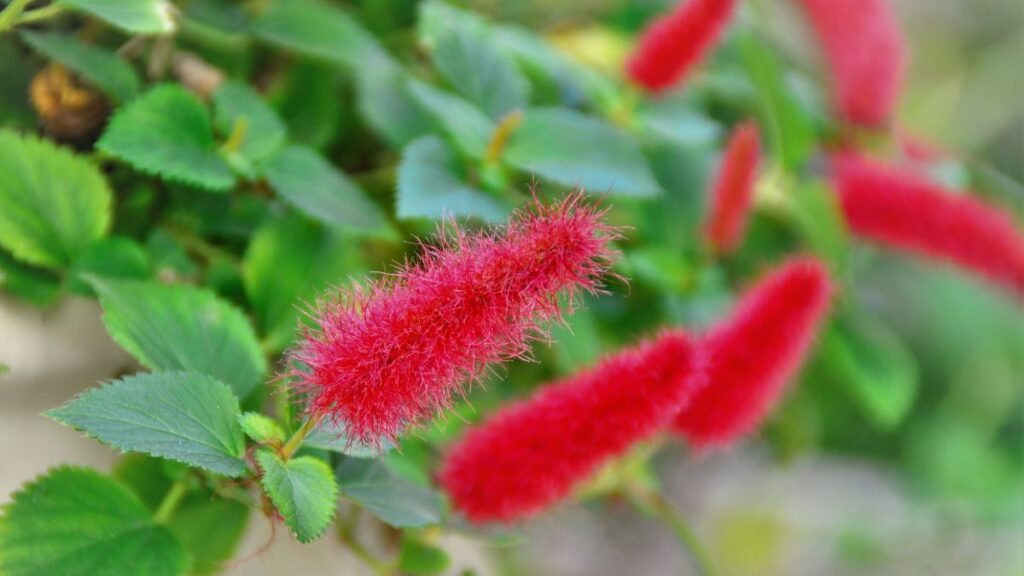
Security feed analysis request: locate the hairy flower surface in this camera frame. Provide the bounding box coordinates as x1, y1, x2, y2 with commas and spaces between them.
673, 258, 832, 447
289, 195, 618, 445
799, 0, 906, 127
625, 0, 738, 93
441, 330, 703, 523
704, 121, 761, 255
834, 155, 1024, 298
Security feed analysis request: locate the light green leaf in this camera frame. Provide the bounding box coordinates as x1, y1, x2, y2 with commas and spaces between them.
239, 412, 286, 445
91, 279, 267, 398
257, 451, 338, 543
243, 215, 364, 352
636, 98, 721, 146
20, 31, 139, 102
97, 84, 235, 191
407, 80, 494, 158
786, 181, 850, 271
304, 419, 393, 458
260, 145, 389, 233
0, 467, 188, 576
822, 317, 919, 430
428, 22, 528, 119
62, 0, 175, 35
398, 536, 451, 576
251, 0, 392, 70
397, 136, 510, 222
48, 371, 248, 477
336, 459, 444, 528
0, 130, 111, 269
356, 67, 437, 148
67, 236, 150, 294
503, 108, 661, 197
212, 81, 287, 163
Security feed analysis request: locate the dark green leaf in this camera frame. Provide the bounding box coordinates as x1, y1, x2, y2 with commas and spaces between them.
48, 371, 248, 476
0, 467, 188, 576
91, 279, 266, 398
0, 250, 61, 307
336, 458, 444, 528
397, 136, 510, 222
503, 108, 661, 197
20, 31, 139, 102
0, 130, 111, 269
257, 450, 338, 543
356, 67, 437, 148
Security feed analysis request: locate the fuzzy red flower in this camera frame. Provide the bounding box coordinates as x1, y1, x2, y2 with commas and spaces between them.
799, 0, 906, 127
441, 330, 703, 523
672, 257, 832, 447
625, 0, 739, 93
704, 121, 761, 255
834, 154, 1024, 298
289, 194, 618, 445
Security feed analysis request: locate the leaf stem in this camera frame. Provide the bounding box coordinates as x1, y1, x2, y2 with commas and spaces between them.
0, 0, 32, 33
14, 3, 63, 25
279, 414, 322, 460
154, 476, 190, 524
626, 484, 716, 576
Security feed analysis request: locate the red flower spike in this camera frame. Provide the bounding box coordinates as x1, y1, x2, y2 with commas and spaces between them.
704, 121, 761, 255
626, 0, 739, 93
441, 330, 704, 523
834, 154, 1024, 298
672, 257, 832, 447
288, 194, 619, 445
799, 0, 906, 127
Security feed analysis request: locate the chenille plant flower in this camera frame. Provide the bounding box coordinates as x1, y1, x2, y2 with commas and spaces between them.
286, 194, 619, 445
704, 120, 761, 255
799, 0, 906, 127
833, 154, 1024, 299
625, 0, 739, 93
441, 330, 703, 523
673, 257, 833, 447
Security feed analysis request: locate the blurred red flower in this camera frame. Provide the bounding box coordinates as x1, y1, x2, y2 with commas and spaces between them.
704, 121, 761, 255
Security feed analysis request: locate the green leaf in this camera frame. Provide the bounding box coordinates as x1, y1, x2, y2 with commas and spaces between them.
427, 21, 528, 119
260, 145, 389, 233
62, 0, 175, 35
0, 250, 61, 307
407, 80, 494, 158
336, 458, 444, 528
0, 467, 188, 576
356, 67, 437, 148
20, 31, 139, 103
91, 279, 267, 398
239, 412, 286, 445
97, 84, 235, 191
398, 536, 451, 576
67, 237, 150, 294
0, 130, 111, 269
48, 371, 248, 477
397, 136, 510, 222
786, 181, 850, 271
303, 419, 394, 458
821, 316, 919, 430
243, 215, 364, 352
256, 451, 338, 543
503, 108, 661, 197
251, 0, 393, 70
212, 81, 287, 163
636, 98, 721, 146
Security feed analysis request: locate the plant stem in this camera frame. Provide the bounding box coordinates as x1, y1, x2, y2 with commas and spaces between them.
279, 414, 322, 460
0, 0, 32, 33
627, 485, 716, 576
154, 476, 190, 524
336, 507, 394, 576
14, 3, 62, 25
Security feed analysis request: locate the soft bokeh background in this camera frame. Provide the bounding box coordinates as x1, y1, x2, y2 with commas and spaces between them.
1, 0, 1021, 575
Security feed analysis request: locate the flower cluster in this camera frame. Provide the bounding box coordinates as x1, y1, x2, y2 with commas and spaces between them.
704, 121, 761, 255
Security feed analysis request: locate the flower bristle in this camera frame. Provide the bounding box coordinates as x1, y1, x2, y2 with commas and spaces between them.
672, 257, 833, 447
834, 154, 1024, 298
704, 121, 761, 255
625, 0, 739, 93
798, 0, 906, 127
440, 330, 704, 523
285, 193, 619, 446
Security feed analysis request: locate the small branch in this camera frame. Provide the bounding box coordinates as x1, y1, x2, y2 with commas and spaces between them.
154, 476, 190, 524
0, 0, 32, 33
279, 414, 322, 460
626, 485, 716, 576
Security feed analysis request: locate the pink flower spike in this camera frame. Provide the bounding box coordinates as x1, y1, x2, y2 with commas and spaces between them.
799, 0, 907, 127
834, 154, 1024, 299
441, 330, 704, 524
287, 194, 619, 446
672, 257, 833, 447
626, 0, 739, 93
704, 121, 761, 255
